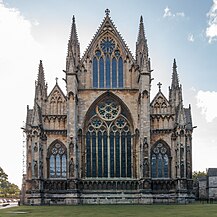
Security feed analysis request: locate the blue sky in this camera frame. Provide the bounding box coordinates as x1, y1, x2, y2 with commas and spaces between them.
0, 0, 217, 187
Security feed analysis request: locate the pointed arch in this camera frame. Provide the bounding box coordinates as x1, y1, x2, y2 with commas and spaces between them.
82, 92, 134, 179
151, 140, 171, 178
47, 140, 67, 178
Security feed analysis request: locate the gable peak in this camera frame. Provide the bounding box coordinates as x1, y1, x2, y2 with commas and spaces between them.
81, 10, 134, 62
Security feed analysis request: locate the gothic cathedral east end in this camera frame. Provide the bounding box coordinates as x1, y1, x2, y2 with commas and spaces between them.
21, 10, 194, 205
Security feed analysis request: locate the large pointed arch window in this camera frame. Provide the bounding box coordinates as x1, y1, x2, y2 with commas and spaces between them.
151, 142, 170, 178
48, 141, 67, 178
84, 96, 132, 178
92, 37, 124, 89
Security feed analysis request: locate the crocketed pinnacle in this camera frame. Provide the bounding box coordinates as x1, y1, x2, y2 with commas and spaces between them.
70, 15, 79, 43
137, 16, 146, 44
171, 58, 179, 88
37, 60, 46, 88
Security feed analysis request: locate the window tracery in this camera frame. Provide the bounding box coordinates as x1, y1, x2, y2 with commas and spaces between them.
85, 97, 132, 178
48, 142, 67, 178
93, 37, 123, 88
151, 142, 170, 178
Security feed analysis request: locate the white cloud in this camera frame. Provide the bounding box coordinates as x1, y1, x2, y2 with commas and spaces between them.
0, 1, 67, 187
0, 1, 42, 187
206, 0, 217, 43
187, 33, 194, 42
196, 90, 217, 122
163, 7, 185, 18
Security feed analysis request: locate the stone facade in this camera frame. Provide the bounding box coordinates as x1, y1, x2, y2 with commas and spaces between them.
21, 10, 194, 205
207, 168, 217, 199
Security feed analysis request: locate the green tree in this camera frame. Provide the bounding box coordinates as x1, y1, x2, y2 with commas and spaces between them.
0, 166, 20, 197
192, 171, 207, 181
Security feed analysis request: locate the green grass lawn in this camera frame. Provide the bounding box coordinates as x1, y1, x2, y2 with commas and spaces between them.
1, 204, 217, 217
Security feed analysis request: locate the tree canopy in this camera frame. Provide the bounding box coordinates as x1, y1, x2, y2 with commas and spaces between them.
0, 166, 20, 198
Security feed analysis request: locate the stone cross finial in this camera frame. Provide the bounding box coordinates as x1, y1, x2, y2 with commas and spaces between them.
55, 77, 58, 84
105, 8, 110, 16
157, 82, 162, 91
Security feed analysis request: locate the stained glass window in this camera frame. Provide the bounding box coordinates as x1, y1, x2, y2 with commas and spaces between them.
118, 57, 123, 88
93, 57, 98, 88
92, 37, 124, 89
85, 97, 132, 178
49, 142, 67, 178
151, 142, 170, 178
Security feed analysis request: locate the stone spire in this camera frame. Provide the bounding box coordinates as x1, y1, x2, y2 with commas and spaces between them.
171, 58, 179, 88
37, 60, 46, 89
169, 59, 183, 108
35, 60, 47, 102
66, 15, 80, 71
70, 16, 79, 43
137, 16, 146, 44
136, 16, 149, 70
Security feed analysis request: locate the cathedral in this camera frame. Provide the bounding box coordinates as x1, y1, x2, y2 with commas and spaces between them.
21, 10, 194, 205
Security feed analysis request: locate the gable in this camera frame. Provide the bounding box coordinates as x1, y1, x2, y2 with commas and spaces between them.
47, 84, 66, 115
151, 91, 170, 114
81, 15, 135, 63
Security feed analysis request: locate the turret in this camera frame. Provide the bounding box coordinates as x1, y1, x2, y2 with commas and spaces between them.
65, 16, 80, 179
136, 16, 152, 179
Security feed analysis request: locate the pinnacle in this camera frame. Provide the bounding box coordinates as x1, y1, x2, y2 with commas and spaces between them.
37, 60, 45, 87
171, 58, 179, 88
137, 15, 146, 43
70, 15, 79, 42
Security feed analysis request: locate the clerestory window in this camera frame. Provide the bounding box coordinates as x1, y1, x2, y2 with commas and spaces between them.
93, 37, 123, 89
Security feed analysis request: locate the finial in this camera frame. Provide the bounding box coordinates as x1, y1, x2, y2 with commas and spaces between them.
105, 8, 110, 16
157, 82, 162, 91
55, 77, 58, 84
72, 15, 75, 23
140, 15, 143, 23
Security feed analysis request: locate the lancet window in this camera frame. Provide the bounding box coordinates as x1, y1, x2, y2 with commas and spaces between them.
151, 142, 170, 178
93, 37, 124, 88
85, 97, 132, 178
48, 141, 67, 178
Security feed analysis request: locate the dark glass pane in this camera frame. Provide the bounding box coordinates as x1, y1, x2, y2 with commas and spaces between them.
62, 155, 66, 177
164, 154, 169, 177
121, 132, 126, 177
158, 153, 163, 178
106, 55, 111, 88
50, 155, 55, 177
56, 154, 61, 177
110, 132, 114, 177
99, 57, 104, 88
118, 57, 123, 88
98, 131, 102, 177
103, 132, 108, 177
86, 132, 91, 177
92, 132, 97, 177
115, 132, 120, 177
93, 57, 98, 88
151, 154, 156, 178
112, 58, 117, 88
127, 132, 131, 177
